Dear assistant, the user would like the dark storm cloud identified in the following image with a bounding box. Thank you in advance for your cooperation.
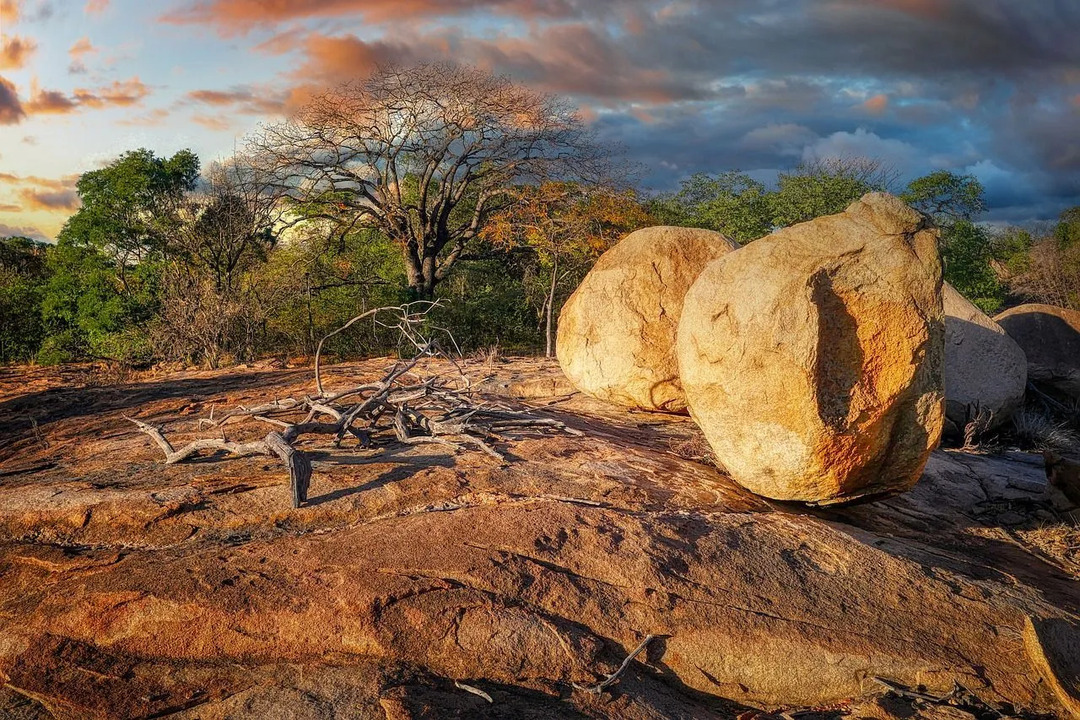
[170,0,1080,219]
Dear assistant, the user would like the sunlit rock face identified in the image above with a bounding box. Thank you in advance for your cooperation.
[557,225,738,413]
[677,193,945,504]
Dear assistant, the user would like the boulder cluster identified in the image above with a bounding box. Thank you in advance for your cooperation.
[557,193,1047,504]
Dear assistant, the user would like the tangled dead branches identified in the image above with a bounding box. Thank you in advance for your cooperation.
[128,303,581,508]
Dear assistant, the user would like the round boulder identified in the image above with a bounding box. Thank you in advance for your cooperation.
[556,226,738,412]
[944,284,1027,431]
[677,193,945,504]
[994,303,1080,399]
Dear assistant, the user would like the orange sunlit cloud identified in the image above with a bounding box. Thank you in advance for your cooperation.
[0,74,23,124]
[85,0,110,14]
[68,36,98,73]
[861,93,889,114]
[161,0,575,34]
[0,0,18,24]
[0,36,37,70]
[24,77,150,114]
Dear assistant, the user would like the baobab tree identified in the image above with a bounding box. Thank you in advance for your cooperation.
[250,63,604,299]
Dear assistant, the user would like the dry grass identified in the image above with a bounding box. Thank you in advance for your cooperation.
[1009,407,1080,453]
[1016,519,1080,578]
[668,434,717,466]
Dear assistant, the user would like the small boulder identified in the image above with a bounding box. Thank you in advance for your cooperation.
[994,304,1080,399]
[556,226,738,412]
[943,284,1027,431]
[677,193,945,504]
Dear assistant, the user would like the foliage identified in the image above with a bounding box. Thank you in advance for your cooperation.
[650,157,896,240]
[940,221,1005,313]
[901,171,985,225]
[1000,207,1080,311]
[251,63,604,299]
[61,148,199,263]
[0,236,48,363]
[768,157,896,228]
[483,182,653,355]
[647,172,771,243]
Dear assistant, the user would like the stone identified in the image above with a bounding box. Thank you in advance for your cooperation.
[943,283,1027,431]
[556,226,738,413]
[994,303,1080,399]
[0,360,1076,717]
[676,193,945,504]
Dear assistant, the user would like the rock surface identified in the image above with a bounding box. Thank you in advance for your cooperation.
[677,193,945,504]
[995,303,1080,399]
[943,283,1027,431]
[557,226,738,413]
[0,359,1078,719]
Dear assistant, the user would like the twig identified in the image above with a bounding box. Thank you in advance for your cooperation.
[573,634,659,695]
[454,681,493,703]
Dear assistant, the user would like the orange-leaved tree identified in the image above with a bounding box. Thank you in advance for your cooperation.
[483,181,652,356]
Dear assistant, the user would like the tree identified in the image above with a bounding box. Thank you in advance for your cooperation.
[483,182,652,356]
[0,236,49,363]
[648,172,771,243]
[250,63,603,300]
[62,148,199,266]
[901,171,985,226]
[768,156,897,228]
[1054,206,1080,247]
[40,148,200,363]
[941,220,1005,313]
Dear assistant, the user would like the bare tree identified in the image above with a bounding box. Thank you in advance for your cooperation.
[249,62,603,299]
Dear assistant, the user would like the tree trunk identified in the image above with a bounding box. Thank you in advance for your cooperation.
[545,254,558,358]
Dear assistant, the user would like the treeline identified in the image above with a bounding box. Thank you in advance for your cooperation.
[3,152,1076,369]
[1,64,1078,368]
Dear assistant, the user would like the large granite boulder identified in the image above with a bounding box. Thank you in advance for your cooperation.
[556,226,738,413]
[995,303,1080,399]
[944,283,1027,431]
[676,193,945,504]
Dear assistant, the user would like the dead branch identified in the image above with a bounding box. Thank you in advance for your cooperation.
[573,634,659,695]
[128,306,581,509]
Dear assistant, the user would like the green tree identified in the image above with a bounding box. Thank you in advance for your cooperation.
[941,221,1005,313]
[0,236,49,363]
[1054,206,1080,247]
[648,172,771,243]
[39,148,199,364]
[901,171,985,226]
[768,157,896,228]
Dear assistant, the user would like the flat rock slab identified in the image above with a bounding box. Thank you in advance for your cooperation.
[0,359,1077,719]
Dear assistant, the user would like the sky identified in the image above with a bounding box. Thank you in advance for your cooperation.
[0,0,1078,242]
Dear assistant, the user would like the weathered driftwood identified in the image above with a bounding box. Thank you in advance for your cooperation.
[128,307,581,508]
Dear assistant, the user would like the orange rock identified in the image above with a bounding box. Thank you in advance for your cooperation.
[557,226,738,413]
[677,193,945,503]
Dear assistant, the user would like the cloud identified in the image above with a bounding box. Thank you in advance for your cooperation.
[68,37,98,74]
[18,185,78,211]
[802,128,922,178]
[161,0,592,34]
[0,0,17,23]
[0,222,50,242]
[0,174,80,225]
[185,86,285,114]
[191,113,231,130]
[0,75,24,124]
[0,36,37,70]
[24,77,150,114]
[85,0,108,13]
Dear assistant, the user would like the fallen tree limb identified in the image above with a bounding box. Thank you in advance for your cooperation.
[127,306,582,509]
[573,634,659,695]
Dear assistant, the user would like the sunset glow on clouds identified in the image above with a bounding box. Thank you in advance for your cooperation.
[0,0,1078,240]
